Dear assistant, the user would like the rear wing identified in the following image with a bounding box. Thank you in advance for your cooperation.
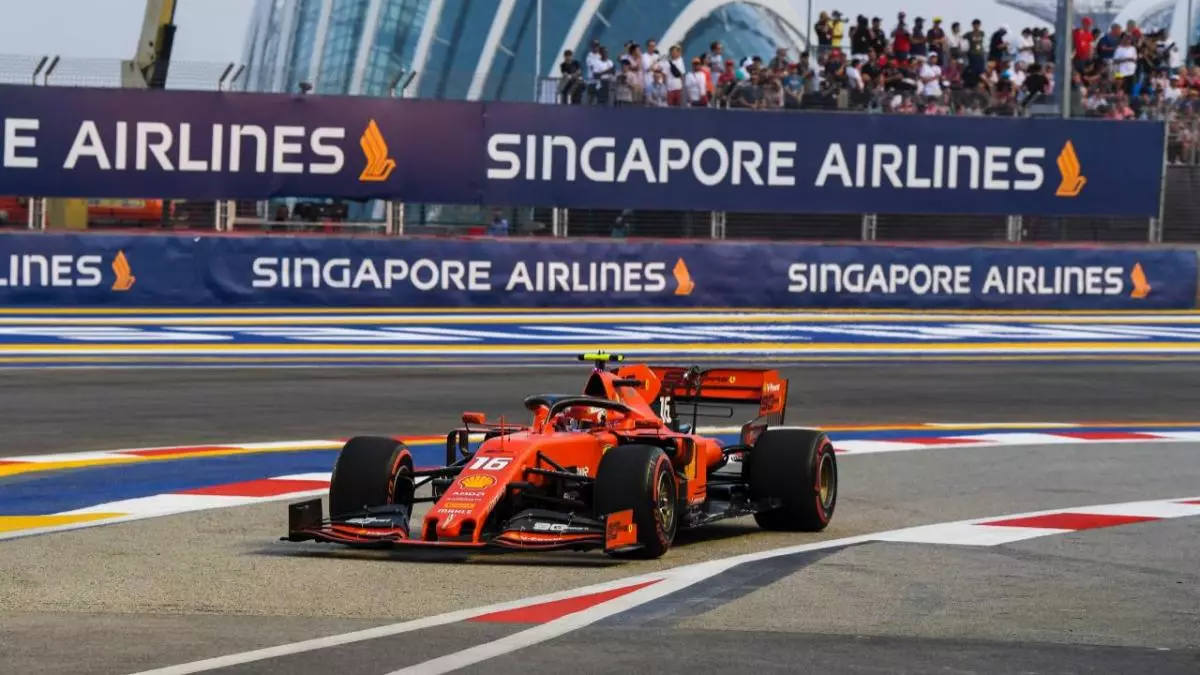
[646,366,787,424]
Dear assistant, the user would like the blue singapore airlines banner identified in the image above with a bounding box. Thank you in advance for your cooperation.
[0,232,1194,310]
[0,84,1166,217]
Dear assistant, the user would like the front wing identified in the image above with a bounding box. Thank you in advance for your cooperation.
[283,499,639,554]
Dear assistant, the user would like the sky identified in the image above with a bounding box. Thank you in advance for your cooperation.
[0,0,253,63]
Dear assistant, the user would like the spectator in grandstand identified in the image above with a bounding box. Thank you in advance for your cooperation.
[988,27,1010,64]
[488,209,509,237]
[715,59,737,106]
[892,14,911,60]
[622,43,646,105]
[685,57,708,106]
[588,45,615,104]
[666,45,686,106]
[848,14,869,55]
[614,60,636,106]
[842,54,864,93]
[911,17,928,59]
[917,53,942,102]
[782,63,806,107]
[1113,33,1139,94]
[1022,61,1050,102]
[585,39,603,86]
[1096,23,1121,66]
[646,70,668,107]
[815,12,833,56]
[947,21,964,64]
[769,47,790,73]
[642,38,663,89]
[965,19,987,75]
[558,49,584,104]
[545,5,1200,122]
[708,41,724,70]
[831,11,846,52]
[1016,28,1036,67]
[729,71,763,109]
[870,17,888,54]
[928,18,946,62]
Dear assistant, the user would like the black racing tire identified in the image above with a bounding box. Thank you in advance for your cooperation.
[747,428,837,532]
[328,436,414,518]
[594,444,678,559]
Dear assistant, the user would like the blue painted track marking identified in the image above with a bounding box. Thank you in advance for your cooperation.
[0,311,1199,366]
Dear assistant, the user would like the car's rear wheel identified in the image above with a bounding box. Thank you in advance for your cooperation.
[594,444,678,559]
[328,436,415,518]
[746,428,837,531]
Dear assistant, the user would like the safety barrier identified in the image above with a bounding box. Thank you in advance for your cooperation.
[0,231,1194,310]
[0,85,1165,218]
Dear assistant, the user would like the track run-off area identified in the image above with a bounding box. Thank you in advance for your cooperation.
[0,316,1198,675]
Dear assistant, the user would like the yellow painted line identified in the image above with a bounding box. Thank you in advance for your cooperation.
[2,342,1200,353]
[0,513,124,533]
[0,457,141,478]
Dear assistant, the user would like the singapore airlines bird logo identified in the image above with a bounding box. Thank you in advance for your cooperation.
[1055,141,1086,198]
[111,250,135,291]
[359,119,396,182]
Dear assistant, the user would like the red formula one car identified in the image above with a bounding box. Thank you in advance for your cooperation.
[286,353,838,558]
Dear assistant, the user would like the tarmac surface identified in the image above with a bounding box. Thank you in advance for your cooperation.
[1,362,1198,674]
[5,361,1200,455]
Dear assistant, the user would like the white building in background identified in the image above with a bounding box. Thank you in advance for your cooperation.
[241,0,1198,101]
[241,0,812,100]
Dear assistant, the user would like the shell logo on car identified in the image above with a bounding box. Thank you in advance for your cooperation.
[458,475,496,490]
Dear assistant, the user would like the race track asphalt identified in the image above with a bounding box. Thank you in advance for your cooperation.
[0,362,1198,675]
[4,361,1200,455]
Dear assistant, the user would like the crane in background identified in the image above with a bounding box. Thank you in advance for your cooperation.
[33,0,181,229]
[122,0,178,89]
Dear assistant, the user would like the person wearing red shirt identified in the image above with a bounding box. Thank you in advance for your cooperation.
[893,20,912,60]
[1072,17,1094,71]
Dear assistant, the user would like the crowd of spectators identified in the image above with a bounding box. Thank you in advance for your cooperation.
[554,10,1200,125]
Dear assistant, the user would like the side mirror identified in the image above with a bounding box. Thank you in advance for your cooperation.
[461,412,486,425]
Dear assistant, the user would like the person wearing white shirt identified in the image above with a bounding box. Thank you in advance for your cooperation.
[947,22,964,63]
[1163,75,1181,102]
[665,44,685,106]
[642,39,662,89]
[585,40,603,82]
[1016,29,1036,66]
[918,54,942,98]
[846,56,865,91]
[1113,34,1138,94]
[684,58,707,105]
[1008,62,1027,89]
[590,46,615,104]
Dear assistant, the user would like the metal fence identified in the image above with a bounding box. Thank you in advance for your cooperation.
[4,55,1200,243]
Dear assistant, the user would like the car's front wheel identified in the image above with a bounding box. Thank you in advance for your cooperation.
[328,436,415,518]
[594,444,678,559]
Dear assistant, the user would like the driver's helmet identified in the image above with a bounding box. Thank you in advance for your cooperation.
[556,405,607,431]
